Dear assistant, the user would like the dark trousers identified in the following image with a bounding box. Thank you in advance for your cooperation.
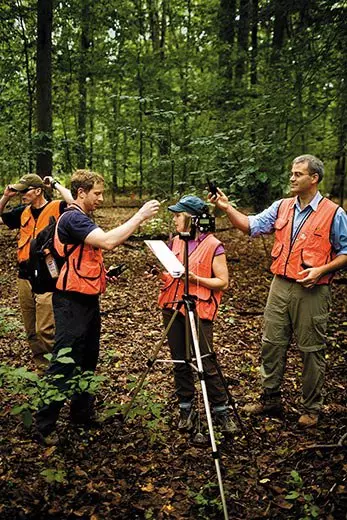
[36,291,101,435]
[162,309,227,407]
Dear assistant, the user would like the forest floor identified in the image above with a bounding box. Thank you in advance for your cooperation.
[0,204,346,520]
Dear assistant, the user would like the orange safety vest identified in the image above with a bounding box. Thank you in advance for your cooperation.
[17,200,61,263]
[54,208,106,295]
[158,234,223,321]
[270,196,339,284]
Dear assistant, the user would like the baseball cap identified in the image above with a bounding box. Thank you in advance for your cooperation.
[11,174,45,192]
[168,195,208,216]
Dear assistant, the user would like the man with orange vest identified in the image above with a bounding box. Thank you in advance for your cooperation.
[35,169,160,444]
[209,155,347,429]
[0,174,73,371]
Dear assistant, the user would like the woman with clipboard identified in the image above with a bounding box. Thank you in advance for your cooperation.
[148,195,237,435]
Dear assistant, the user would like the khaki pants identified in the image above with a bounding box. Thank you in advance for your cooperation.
[18,278,55,367]
[260,275,331,414]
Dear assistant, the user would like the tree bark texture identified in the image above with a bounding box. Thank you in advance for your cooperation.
[36,0,53,177]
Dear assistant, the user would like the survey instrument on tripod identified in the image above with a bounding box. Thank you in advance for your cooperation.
[122,195,252,520]
[123,232,231,519]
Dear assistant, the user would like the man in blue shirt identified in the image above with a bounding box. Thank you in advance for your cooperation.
[209,154,347,428]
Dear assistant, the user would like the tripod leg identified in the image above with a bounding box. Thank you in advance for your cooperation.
[197,317,250,444]
[187,309,229,520]
[122,308,180,420]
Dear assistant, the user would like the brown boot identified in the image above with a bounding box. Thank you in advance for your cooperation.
[242,391,283,417]
[298,413,318,429]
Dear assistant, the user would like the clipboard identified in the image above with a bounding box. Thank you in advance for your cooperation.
[145,240,184,278]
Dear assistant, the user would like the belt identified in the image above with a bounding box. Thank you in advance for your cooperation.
[275,274,296,283]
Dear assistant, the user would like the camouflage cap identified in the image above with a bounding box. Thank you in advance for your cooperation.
[11,174,45,192]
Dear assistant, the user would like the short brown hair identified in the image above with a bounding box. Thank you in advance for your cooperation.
[292,155,324,183]
[71,169,104,199]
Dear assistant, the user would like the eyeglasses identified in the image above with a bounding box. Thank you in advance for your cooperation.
[19,187,37,194]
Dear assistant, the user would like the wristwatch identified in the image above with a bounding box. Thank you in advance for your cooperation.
[51,180,58,189]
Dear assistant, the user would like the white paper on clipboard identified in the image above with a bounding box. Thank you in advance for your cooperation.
[145,240,184,278]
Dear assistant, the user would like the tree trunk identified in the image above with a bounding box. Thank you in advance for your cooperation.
[218,0,236,82]
[331,16,347,207]
[235,0,250,87]
[17,0,34,173]
[88,73,95,169]
[36,0,53,177]
[250,0,258,86]
[77,0,91,169]
[122,128,128,192]
[271,0,289,61]
[109,92,121,202]
[180,0,192,191]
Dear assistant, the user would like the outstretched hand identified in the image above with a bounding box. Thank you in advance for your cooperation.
[138,200,160,221]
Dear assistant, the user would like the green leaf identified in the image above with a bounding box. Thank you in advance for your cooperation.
[40,469,66,483]
[310,505,320,517]
[57,347,72,358]
[79,380,89,391]
[285,491,300,500]
[11,405,25,415]
[22,409,33,428]
[57,356,75,364]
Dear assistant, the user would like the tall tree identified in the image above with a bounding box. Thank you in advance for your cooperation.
[218,0,236,84]
[331,4,347,207]
[16,0,35,173]
[36,0,53,177]
[250,0,258,86]
[235,0,250,87]
[77,0,92,169]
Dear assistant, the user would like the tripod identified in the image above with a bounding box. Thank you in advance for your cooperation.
[123,231,245,520]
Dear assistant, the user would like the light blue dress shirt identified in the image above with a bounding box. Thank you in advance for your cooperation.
[248,192,347,255]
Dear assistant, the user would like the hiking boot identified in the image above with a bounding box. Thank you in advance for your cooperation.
[214,411,238,434]
[35,430,59,446]
[178,407,196,432]
[242,391,283,417]
[34,357,49,376]
[298,413,318,429]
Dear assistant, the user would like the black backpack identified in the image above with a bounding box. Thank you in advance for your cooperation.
[28,211,78,294]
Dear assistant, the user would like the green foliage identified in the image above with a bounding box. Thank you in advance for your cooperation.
[188,481,223,519]
[0,0,345,205]
[0,347,105,427]
[103,377,167,445]
[40,468,67,484]
[285,470,320,520]
[0,308,24,338]
[139,215,171,237]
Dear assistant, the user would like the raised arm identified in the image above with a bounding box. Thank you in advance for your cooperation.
[84,200,160,250]
[0,186,18,224]
[44,176,74,204]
